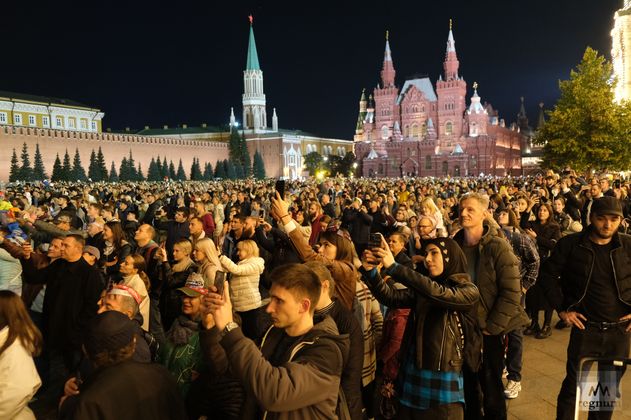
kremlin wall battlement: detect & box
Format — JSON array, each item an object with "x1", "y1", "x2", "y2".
[{"x1": 0, "y1": 125, "x2": 229, "y2": 182}]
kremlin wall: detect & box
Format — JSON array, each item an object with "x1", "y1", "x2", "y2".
[{"x1": 0, "y1": 19, "x2": 351, "y2": 182}]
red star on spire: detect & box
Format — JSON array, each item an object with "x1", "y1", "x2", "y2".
[{"x1": 248, "y1": 15, "x2": 253, "y2": 25}]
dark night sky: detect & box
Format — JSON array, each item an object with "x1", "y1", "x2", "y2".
[{"x1": 0, "y1": 0, "x2": 622, "y2": 139}]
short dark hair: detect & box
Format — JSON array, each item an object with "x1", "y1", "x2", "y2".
[
  {"x1": 270, "y1": 263, "x2": 321, "y2": 315},
  {"x1": 66, "y1": 234, "x2": 85, "y2": 247},
  {"x1": 176, "y1": 207, "x2": 190, "y2": 218}
]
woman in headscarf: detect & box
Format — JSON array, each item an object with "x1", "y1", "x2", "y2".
[{"x1": 360, "y1": 237, "x2": 480, "y2": 419}]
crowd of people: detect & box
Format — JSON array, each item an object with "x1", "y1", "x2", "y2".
[{"x1": 0, "y1": 169, "x2": 631, "y2": 420}]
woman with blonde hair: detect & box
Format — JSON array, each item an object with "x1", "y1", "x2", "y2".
[
  {"x1": 0, "y1": 290, "x2": 42, "y2": 419},
  {"x1": 219, "y1": 239, "x2": 265, "y2": 339},
  {"x1": 118, "y1": 254, "x2": 151, "y2": 331},
  {"x1": 419, "y1": 197, "x2": 446, "y2": 237},
  {"x1": 158, "y1": 239, "x2": 198, "y2": 330},
  {"x1": 193, "y1": 238, "x2": 221, "y2": 286}
]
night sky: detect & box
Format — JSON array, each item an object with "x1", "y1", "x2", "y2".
[{"x1": 1, "y1": 0, "x2": 622, "y2": 139}]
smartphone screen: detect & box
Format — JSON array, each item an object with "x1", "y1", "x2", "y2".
[
  {"x1": 275, "y1": 180, "x2": 285, "y2": 198},
  {"x1": 214, "y1": 271, "x2": 226, "y2": 295}
]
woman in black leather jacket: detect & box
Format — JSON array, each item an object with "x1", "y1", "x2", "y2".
[{"x1": 360, "y1": 237, "x2": 479, "y2": 420}]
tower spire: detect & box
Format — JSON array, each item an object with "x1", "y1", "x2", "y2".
[
  {"x1": 243, "y1": 16, "x2": 266, "y2": 131},
  {"x1": 443, "y1": 20, "x2": 460, "y2": 81},
  {"x1": 246, "y1": 15, "x2": 260, "y2": 71},
  {"x1": 380, "y1": 30, "x2": 396, "y2": 88}
]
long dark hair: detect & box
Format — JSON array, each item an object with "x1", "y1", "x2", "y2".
[
  {"x1": 319, "y1": 230, "x2": 354, "y2": 263},
  {"x1": 0, "y1": 290, "x2": 43, "y2": 357},
  {"x1": 105, "y1": 220, "x2": 126, "y2": 249}
]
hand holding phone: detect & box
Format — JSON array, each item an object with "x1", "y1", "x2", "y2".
[
  {"x1": 369, "y1": 233, "x2": 383, "y2": 249},
  {"x1": 214, "y1": 271, "x2": 226, "y2": 296}
]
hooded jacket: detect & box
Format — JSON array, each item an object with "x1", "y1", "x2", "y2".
[
  {"x1": 220, "y1": 316, "x2": 349, "y2": 420},
  {"x1": 453, "y1": 221, "x2": 529, "y2": 335}
]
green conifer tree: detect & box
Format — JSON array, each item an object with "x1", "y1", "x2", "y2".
[
  {"x1": 9, "y1": 149, "x2": 20, "y2": 182},
  {"x1": 155, "y1": 156, "x2": 163, "y2": 179},
  {"x1": 203, "y1": 162, "x2": 213, "y2": 180},
  {"x1": 88, "y1": 149, "x2": 98, "y2": 181},
  {"x1": 19, "y1": 142, "x2": 33, "y2": 181},
  {"x1": 51, "y1": 154, "x2": 63, "y2": 182},
  {"x1": 33, "y1": 143, "x2": 47, "y2": 180},
  {"x1": 137, "y1": 163, "x2": 145, "y2": 181},
  {"x1": 127, "y1": 150, "x2": 138, "y2": 181},
  {"x1": 72, "y1": 148, "x2": 87, "y2": 181},
  {"x1": 214, "y1": 159, "x2": 226, "y2": 178},
  {"x1": 240, "y1": 132, "x2": 251, "y2": 177},
  {"x1": 252, "y1": 150, "x2": 267, "y2": 179},
  {"x1": 109, "y1": 161, "x2": 119, "y2": 181},
  {"x1": 229, "y1": 128, "x2": 241, "y2": 163},
  {"x1": 97, "y1": 147, "x2": 108, "y2": 181},
  {"x1": 176, "y1": 159, "x2": 187, "y2": 181},
  {"x1": 226, "y1": 160, "x2": 236, "y2": 179},
  {"x1": 168, "y1": 161, "x2": 176, "y2": 179},
  {"x1": 119, "y1": 157, "x2": 129, "y2": 181},
  {"x1": 147, "y1": 158, "x2": 159, "y2": 181},
  {"x1": 62, "y1": 149, "x2": 72, "y2": 181}
]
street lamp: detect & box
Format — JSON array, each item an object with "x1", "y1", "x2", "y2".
[{"x1": 353, "y1": 162, "x2": 358, "y2": 169}]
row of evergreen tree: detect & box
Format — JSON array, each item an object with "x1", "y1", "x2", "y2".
[{"x1": 8, "y1": 137, "x2": 267, "y2": 183}]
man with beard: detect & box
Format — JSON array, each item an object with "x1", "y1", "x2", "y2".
[
  {"x1": 308, "y1": 200, "x2": 324, "y2": 246},
  {"x1": 539, "y1": 197, "x2": 631, "y2": 420}
]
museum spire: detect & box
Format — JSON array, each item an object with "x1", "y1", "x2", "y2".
[
  {"x1": 380, "y1": 31, "x2": 396, "y2": 88},
  {"x1": 443, "y1": 19, "x2": 460, "y2": 81}
]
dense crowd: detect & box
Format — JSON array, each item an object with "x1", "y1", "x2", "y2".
[{"x1": 1, "y1": 170, "x2": 630, "y2": 420}]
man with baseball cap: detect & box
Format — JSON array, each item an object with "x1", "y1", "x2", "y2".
[
  {"x1": 539, "y1": 196, "x2": 631, "y2": 419},
  {"x1": 59, "y1": 311, "x2": 186, "y2": 420}
]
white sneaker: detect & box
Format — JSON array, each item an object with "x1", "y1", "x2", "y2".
[{"x1": 504, "y1": 380, "x2": 521, "y2": 399}]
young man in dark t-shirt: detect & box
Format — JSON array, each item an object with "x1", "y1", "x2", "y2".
[{"x1": 539, "y1": 196, "x2": 631, "y2": 420}]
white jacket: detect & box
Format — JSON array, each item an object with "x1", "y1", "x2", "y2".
[
  {"x1": 0, "y1": 327, "x2": 41, "y2": 420},
  {"x1": 219, "y1": 255, "x2": 264, "y2": 312}
]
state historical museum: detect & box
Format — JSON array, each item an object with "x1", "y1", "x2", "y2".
[{"x1": 354, "y1": 24, "x2": 524, "y2": 178}]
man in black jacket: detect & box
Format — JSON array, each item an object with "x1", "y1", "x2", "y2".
[
  {"x1": 22, "y1": 234, "x2": 104, "y2": 385},
  {"x1": 539, "y1": 197, "x2": 631, "y2": 420},
  {"x1": 342, "y1": 198, "x2": 373, "y2": 256}
]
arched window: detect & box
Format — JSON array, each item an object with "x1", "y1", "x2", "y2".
[
  {"x1": 381, "y1": 125, "x2": 389, "y2": 140},
  {"x1": 445, "y1": 121, "x2": 453, "y2": 135},
  {"x1": 412, "y1": 105, "x2": 419, "y2": 113},
  {"x1": 442, "y1": 161, "x2": 448, "y2": 175},
  {"x1": 470, "y1": 122, "x2": 477, "y2": 136},
  {"x1": 410, "y1": 123, "x2": 419, "y2": 138},
  {"x1": 425, "y1": 155, "x2": 432, "y2": 169},
  {"x1": 404, "y1": 125, "x2": 409, "y2": 137},
  {"x1": 422, "y1": 122, "x2": 427, "y2": 136}
]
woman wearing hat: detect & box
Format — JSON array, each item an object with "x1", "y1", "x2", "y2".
[
  {"x1": 157, "y1": 275, "x2": 210, "y2": 396},
  {"x1": 360, "y1": 237, "x2": 479, "y2": 419}
]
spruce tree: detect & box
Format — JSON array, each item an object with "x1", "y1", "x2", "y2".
[
  {"x1": 119, "y1": 157, "x2": 129, "y2": 181},
  {"x1": 19, "y1": 142, "x2": 33, "y2": 181},
  {"x1": 176, "y1": 159, "x2": 187, "y2": 181},
  {"x1": 190, "y1": 158, "x2": 203, "y2": 180},
  {"x1": 127, "y1": 151, "x2": 138, "y2": 181},
  {"x1": 240, "y1": 132, "x2": 251, "y2": 177},
  {"x1": 162, "y1": 157, "x2": 168, "y2": 178},
  {"x1": 9, "y1": 149, "x2": 20, "y2": 182},
  {"x1": 62, "y1": 149, "x2": 72, "y2": 181},
  {"x1": 203, "y1": 162, "x2": 213, "y2": 180},
  {"x1": 137, "y1": 163, "x2": 145, "y2": 181},
  {"x1": 147, "y1": 158, "x2": 159, "y2": 181},
  {"x1": 214, "y1": 159, "x2": 226, "y2": 178},
  {"x1": 253, "y1": 150, "x2": 267, "y2": 179},
  {"x1": 72, "y1": 148, "x2": 87, "y2": 181},
  {"x1": 88, "y1": 149, "x2": 98, "y2": 180},
  {"x1": 234, "y1": 163, "x2": 244, "y2": 179},
  {"x1": 109, "y1": 161, "x2": 119, "y2": 181},
  {"x1": 168, "y1": 161, "x2": 176, "y2": 179},
  {"x1": 97, "y1": 147, "x2": 108, "y2": 181},
  {"x1": 51, "y1": 154, "x2": 63, "y2": 182},
  {"x1": 229, "y1": 128, "x2": 241, "y2": 163},
  {"x1": 33, "y1": 143, "x2": 47, "y2": 180},
  {"x1": 226, "y1": 160, "x2": 236, "y2": 179},
  {"x1": 155, "y1": 155, "x2": 163, "y2": 179}
]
